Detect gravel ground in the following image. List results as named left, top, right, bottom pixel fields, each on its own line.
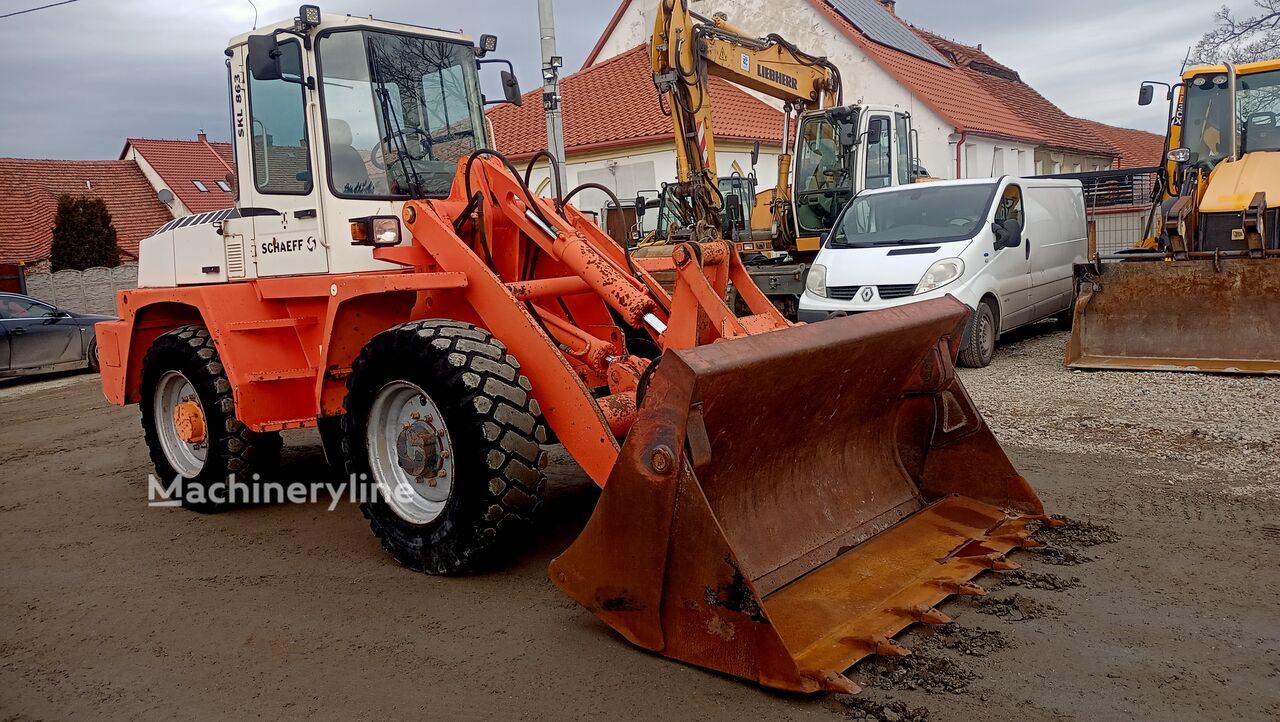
left=964, top=325, right=1280, bottom=500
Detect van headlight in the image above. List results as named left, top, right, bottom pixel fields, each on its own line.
left=917, top=258, right=964, bottom=294
left=806, top=263, right=828, bottom=298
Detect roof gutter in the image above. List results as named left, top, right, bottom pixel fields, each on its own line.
left=955, top=130, right=968, bottom=179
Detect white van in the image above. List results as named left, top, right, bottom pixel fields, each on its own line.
left=797, top=177, right=1087, bottom=367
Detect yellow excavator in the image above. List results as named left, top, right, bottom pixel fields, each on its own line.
left=1066, top=58, right=1280, bottom=374
left=635, top=0, right=919, bottom=316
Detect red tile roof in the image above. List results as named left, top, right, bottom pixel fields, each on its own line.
left=488, top=44, right=785, bottom=159
left=123, top=136, right=235, bottom=214
left=1074, top=119, right=1167, bottom=169
left=0, top=158, right=172, bottom=264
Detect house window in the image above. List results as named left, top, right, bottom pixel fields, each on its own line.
left=192, top=180, right=210, bottom=192
left=215, top=180, right=232, bottom=192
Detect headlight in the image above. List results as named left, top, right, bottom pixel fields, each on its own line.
left=917, top=258, right=964, bottom=294
left=806, top=264, right=828, bottom=298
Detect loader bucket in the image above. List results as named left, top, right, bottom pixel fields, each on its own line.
left=550, top=297, right=1046, bottom=694
left=1066, top=258, right=1280, bottom=375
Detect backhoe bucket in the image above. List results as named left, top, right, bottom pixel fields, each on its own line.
left=550, top=297, right=1046, bottom=694
left=1066, top=258, right=1280, bottom=374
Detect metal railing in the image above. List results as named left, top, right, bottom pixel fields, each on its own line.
left=1034, top=167, right=1161, bottom=255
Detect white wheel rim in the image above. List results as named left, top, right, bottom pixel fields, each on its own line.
left=154, top=370, right=208, bottom=479
left=366, top=381, right=455, bottom=526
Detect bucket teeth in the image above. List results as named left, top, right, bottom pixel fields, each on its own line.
left=978, top=553, right=1020, bottom=571
left=843, top=635, right=913, bottom=657
left=1034, top=515, right=1068, bottom=529
left=932, top=579, right=987, bottom=596
left=803, top=670, right=862, bottom=695
left=897, top=605, right=952, bottom=625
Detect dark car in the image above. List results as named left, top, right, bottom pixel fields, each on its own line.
left=0, top=293, right=114, bottom=378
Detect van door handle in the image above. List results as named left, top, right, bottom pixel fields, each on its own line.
left=1025, top=241, right=1031, bottom=261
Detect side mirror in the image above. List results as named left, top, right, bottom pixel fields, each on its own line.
left=750, top=140, right=761, bottom=168
left=994, top=218, right=1023, bottom=249
left=1138, top=83, right=1155, bottom=107
left=866, top=119, right=886, bottom=145
left=501, top=70, right=523, bottom=107
left=634, top=195, right=647, bottom=218
left=247, top=34, right=283, bottom=81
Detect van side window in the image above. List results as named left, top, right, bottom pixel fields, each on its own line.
left=249, top=40, right=313, bottom=195
left=995, top=185, right=1024, bottom=226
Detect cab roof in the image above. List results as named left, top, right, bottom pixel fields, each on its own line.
left=227, top=12, right=473, bottom=49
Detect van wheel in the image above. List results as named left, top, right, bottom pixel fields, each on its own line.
left=958, top=301, right=997, bottom=368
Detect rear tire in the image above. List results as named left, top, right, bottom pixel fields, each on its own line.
left=958, top=300, right=998, bottom=369
left=342, top=320, right=548, bottom=575
left=140, top=325, right=282, bottom=513
left=87, top=338, right=100, bottom=373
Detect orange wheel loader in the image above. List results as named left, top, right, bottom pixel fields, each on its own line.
left=97, top=7, right=1052, bottom=694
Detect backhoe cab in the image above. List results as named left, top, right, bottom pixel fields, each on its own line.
left=1066, top=58, right=1280, bottom=374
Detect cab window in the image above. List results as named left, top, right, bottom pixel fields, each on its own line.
left=864, top=116, right=892, bottom=190
left=248, top=40, right=313, bottom=195
left=895, top=114, right=912, bottom=185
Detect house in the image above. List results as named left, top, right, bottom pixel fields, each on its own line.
left=487, top=44, right=787, bottom=215
left=121, top=133, right=236, bottom=218
left=577, top=0, right=1159, bottom=182
left=0, top=158, right=173, bottom=267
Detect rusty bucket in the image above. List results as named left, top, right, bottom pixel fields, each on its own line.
left=549, top=297, right=1047, bottom=693
left=1066, top=258, right=1280, bottom=375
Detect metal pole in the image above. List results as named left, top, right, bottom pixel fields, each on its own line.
left=538, top=0, right=566, bottom=185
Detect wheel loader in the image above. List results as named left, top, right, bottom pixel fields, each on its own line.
left=98, top=6, right=1052, bottom=694
left=1066, top=58, right=1280, bottom=374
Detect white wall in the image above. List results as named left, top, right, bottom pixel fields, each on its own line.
left=955, top=136, right=1038, bottom=179
left=522, top=142, right=783, bottom=217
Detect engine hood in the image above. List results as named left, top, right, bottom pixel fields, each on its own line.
left=1201, top=151, right=1280, bottom=213
left=818, top=241, right=971, bottom=287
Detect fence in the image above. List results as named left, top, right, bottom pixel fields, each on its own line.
left=22, top=264, right=138, bottom=316
left=1034, top=167, right=1161, bottom=255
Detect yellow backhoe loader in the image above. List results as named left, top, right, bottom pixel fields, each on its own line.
left=1066, top=58, right=1280, bottom=374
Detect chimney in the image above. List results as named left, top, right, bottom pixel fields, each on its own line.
left=197, top=130, right=208, bottom=144
left=878, top=0, right=896, bottom=14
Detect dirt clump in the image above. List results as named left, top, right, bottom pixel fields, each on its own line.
left=1030, top=546, right=1092, bottom=566
left=915, top=623, right=1012, bottom=657
left=836, top=696, right=932, bottom=721
left=1037, top=519, right=1121, bottom=548
left=976, top=594, right=1057, bottom=621
left=995, top=569, right=1081, bottom=591
left=855, top=652, right=976, bottom=695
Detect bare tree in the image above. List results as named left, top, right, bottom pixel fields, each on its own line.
left=1193, top=1, right=1280, bottom=65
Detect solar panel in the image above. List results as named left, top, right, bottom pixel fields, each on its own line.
left=826, top=0, right=951, bottom=67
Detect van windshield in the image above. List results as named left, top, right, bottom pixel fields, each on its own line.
left=830, top=182, right=998, bottom=248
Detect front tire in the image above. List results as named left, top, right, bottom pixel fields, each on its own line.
left=958, top=300, right=998, bottom=368
left=343, top=320, right=548, bottom=575
left=140, top=325, right=282, bottom=513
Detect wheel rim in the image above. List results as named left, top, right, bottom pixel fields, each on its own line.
left=979, top=311, right=996, bottom=360
left=366, top=381, right=455, bottom=526
left=154, top=370, right=208, bottom=478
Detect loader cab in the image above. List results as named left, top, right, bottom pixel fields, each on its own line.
left=218, top=9, right=512, bottom=281
left=792, top=106, right=913, bottom=254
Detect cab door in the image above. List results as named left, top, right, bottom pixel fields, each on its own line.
left=859, top=112, right=896, bottom=192
left=240, top=38, right=328, bottom=278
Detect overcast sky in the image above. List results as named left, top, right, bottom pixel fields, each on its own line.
left=0, top=0, right=1246, bottom=159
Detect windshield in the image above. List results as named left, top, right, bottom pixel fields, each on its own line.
left=1183, top=68, right=1280, bottom=168
left=831, top=183, right=998, bottom=248
left=318, top=29, right=484, bottom=198
left=1240, top=69, right=1280, bottom=154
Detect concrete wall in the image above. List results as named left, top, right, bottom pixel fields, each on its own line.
left=590, top=0, right=1049, bottom=181
left=23, top=264, right=137, bottom=316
